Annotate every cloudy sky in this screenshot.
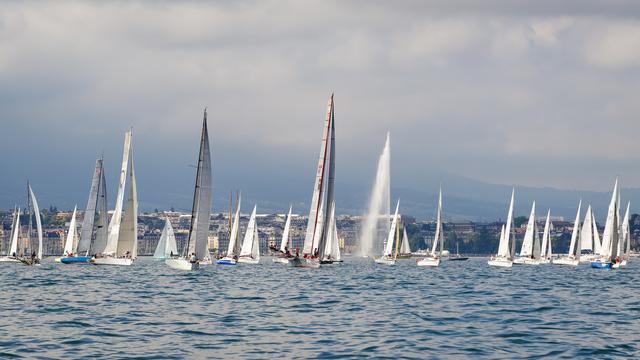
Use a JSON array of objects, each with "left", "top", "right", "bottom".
[{"left": 1, "top": 1, "right": 639, "bottom": 213}]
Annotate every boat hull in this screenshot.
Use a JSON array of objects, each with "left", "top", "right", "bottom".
[
  {"left": 488, "top": 258, "right": 513, "bottom": 268},
  {"left": 166, "top": 258, "right": 199, "bottom": 270},
  {"left": 216, "top": 257, "right": 237, "bottom": 265},
  {"left": 0, "top": 256, "right": 21, "bottom": 263},
  {"left": 374, "top": 257, "right": 396, "bottom": 265},
  {"left": 448, "top": 256, "right": 469, "bottom": 261},
  {"left": 579, "top": 254, "right": 598, "bottom": 263},
  {"left": 92, "top": 257, "right": 134, "bottom": 266},
  {"left": 272, "top": 257, "right": 290, "bottom": 264},
  {"left": 60, "top": 256, "right": 92, "bottom": 264},
  {"left": 200, "top": 258, "right": 213, "bottom": 265},
  {"left": 513, "top": 257, "right": 541, "bottom": 265},
  {"left": 237, "top": 257, "right": 259, "bottom": 264},
  {"left": 553, "top": 257, "right": 579, "bottom": 266},
  {"left": 289, "top": 257, "right": 320, "bottom": 268},
  {"left": 538, "top": 258, "right": 551, "bottom": 264},
  {"left": 590, "top": 261, "right": 613, "bottom": 270},
  {"left": 417, "top": 257, "right": 440, "bottom": 267}
]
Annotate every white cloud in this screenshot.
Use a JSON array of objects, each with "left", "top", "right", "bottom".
[{"left": 584, "top": 21, "right": 640, "bottom": 68}]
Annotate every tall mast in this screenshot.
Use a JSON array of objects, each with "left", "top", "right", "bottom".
[
  {"left": 26, "top": 181, "right": 32, "bottom": 255},
  {"left": 317, "top": 94, "right": 335, "bottom": 260},
  {"left": 303, "top": 95, "right": 334, "bottom": 255},
  {"left": 185, "top": 109, "right": 207, "bottom": 257}
]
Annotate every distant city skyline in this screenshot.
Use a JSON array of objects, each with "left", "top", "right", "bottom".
[{"left": 1, "top": 1, "right": 640, "bottom": 218}]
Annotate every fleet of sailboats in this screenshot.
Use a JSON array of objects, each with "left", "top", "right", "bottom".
[{"left": 1, "top": 96, "right": 636, "bottom": 273}]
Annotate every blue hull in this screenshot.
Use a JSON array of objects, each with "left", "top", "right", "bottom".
[
  {"left": 216, "top": 259, "right": 237, "bottom": 266},
  {"left": 590, "top": 261, "right": 612, "bottom": 269},
  {"left": 60, "top": 256, "right": 92, "bottom": 264}
]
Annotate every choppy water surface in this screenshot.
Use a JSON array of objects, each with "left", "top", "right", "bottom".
[{"left": 1, "top": 257, "right": 639, "bottom": 359}]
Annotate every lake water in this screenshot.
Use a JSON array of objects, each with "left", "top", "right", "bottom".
[{"left": 1, "top": 257, "right": 639, "bottom": 359}]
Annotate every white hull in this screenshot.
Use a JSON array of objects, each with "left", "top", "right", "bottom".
[
  {"left": 374, "top": 257, "right": 396, "bottom": 265},
  {"left": 272, "top": 257, "right": 290, "bottom": 264},
  {"left": 612, "top": 262, "right": 621, "bottom": 269},
  {"left": 290, "top": 257, "right": 321, "bottom": 268},
  {"left": 538, "top": 258, "right": 551, "bottom": 264},
  {"left": 552, "top": 257, "right": 579, "bottom": 266},
  {"left": 92, "top": 257, "right": 134, "bottom": 266},
  {"left": 513, "top": 257, "right": 541, "bottom": 265},
  {"left": 0, "top": 256, "right": 20, "bottom": 263},
  {"left": 488, "top": 258, "right": 513, "bottom": 268},
  {"left": 237, "top": 257, "right": 259, "bottom": 264},
  {"left": 200, "top": 258, "right": 212, "bottom": 265},
  {"left": 416, "top": 257, "right": 440, "bottom": 267},
  {"left": 621, "top": 259, "right": 628, "bottom": 266},
  {"left": 165, "top": 258, "right": 199, "bottom": 271},
  {"left": 579, "top": 254, "right": 599, "bottom": 263}
]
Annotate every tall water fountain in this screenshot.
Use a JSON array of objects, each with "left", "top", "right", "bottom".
[{"left": 358, "top": 132, "right": 391, "bottom": 256}]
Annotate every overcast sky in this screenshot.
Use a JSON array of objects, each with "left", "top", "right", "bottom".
[{"left": 1, "top": 1, "right": 640, "bottom": 211}]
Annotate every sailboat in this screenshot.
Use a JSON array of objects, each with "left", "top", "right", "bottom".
[
  {"left": 375, "top": 200, "right": 400, "bottom": 265},
  {"left": 62, "top": 157, "right": 109, "bottom": 264},
  {"left": 488, "top": 189, "right": 516, "bottom": 268},
  {"left": 396, "top": 226, "right": 412, "bottom": 259},
  {"left": 93, "top": 130, "right": 138, "bottom": 266},
  {"left": 592, "top": 179, "right": 620, "bottom": 269},
  {"left": 578, "top": 205, "right": 600, "bottom": 263},
  {"left": 513, "top": 202, "right": 541, "bottom": 265},
  {"left": 19, "top": 183, "right": 44, "bottom": 266},
  {"left": 273, "top": 206, "right": 295, "bottom": 264},
  {"left": 217, "top": 193, "right": 241, "bottom": 265},
  {"left": 418, "top": 188, "right": 444, "bottom": 267},
  {"left": 166, "top": 109, "right": 213, "bottom": 271},
  {"left": 153, "top": 218, "right": 178, "bottom": 260},
  {"left": 538, "top": 209, "right": 553, "bottom": 264},
  {"left": 238, "top": 205, "right": 260, "bottom": 264},
  {"left": 620, "top": 201, "right": 631, "bottom": 266},
  {"left": 292, "top": 94, "right": 335, "bottom": 269},
  {"left": 321, "top": 202, "right": 342, "bottom": 264},
  {"left": 55, "top": 206, "right": 78, "bottom": 262},
  {"left": 449, "top": 241, "right": 469, "bottom": 261},
  {"left": 553, "top": 201, "right": 582, "bottom": 266},
  {"left": 0, "top": 207, "right": 21, "bottom": 263}
]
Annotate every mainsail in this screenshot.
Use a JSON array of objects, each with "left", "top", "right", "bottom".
[
  {"left": 303, "top": 95, "right": 334, "bottom": 256},
  {"left": 28, "top": 184, "right": 43, "bottom": 260},
  {"left": 568, "top": 200, "right": 582, "bottom": 258},
  {"left": 104, "top": 131, "right": 132, "bottom": 255},
  {"left": 520, "top": 202, "right": 539, "bottom": 259},
  {"left": 226, "top": 194, "right": 242, "bottom": 257},
  {"left": 240, "top": 205, "right": 258, "bottom": 258},
  {"left": 540, "top": 209, "right": 552, "bottom": 259},
  {"left": 154, "top": 218, "right": 178, "bottom": 258},
  {"left": 279, "top": 206, "right": 293, "bottom": 253},
  {"left": 78, "top": 158, "right": 107, "bottom": 255},
  {"left": 185, "top": 110, "right": 213, "bottom": 261},
  {"left": 8, "top": 208, "right": 20, "bottom": 256},
  {"left": 431, "top": 189, "right": 444, "bottom": 256},
  {"left": 600, "top": 179, "right": 619, "bottom": 259},
  {"left": 497, "top": 189, "right": 515, "bottom": 259},
  {"left": 384, "top": 200, "right": 400, "bottom": 258},
  {"left": 400, "top": 227, "right": 411, "bottom": 254},
  {"left": 581, "top": 205, "right": 594, "bottom": 252},
  {"left": 63, "top": 206, "right": 78, "bottom": 255}
]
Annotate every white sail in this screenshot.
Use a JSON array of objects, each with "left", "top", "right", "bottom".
[
  {"left": 186, "top": 110, "right": 213, "bottom": 261},
  {"left": 592, "top": 211, "right": 602, "bottom": 255},
  {"left": 226, "top": 194, "right": 242, "bottom": 257},
  {"left": 28, "top": 185, "right": 43, "bottom": 260},
  {"left": 251, "top": 216, "right": 260, "bottom": 261},
  {"left": 311, "top": 200, "right": 325, "bottom": 256},
  {"left": 600, "top": 179, "right": 619, "bottom": 259},
  {"left": 621, "top": 201, "right": 630, "bottom": 259},
  {"left": 497, "top": 224, "right": 506, "bottom": 256},
  {"left": 116, "top": 144, "right": 138, "bottom": 259},
  {"left": 9, "top": 208, "right": 20, "bottom": 256},
  {"left": 400, "top": 227, "right": 411, "bottom": 254},
  {"left": 303, "top": 96, "right": 334, "bottom": 255},
  {"left": 384, "top": 200, "right": 400, "bottom": 257},
  {"left": 330, "top": 206, "right": 340, "bottom": 261},
  {"left": 63, "top": 206, "right": 78, "bottom": 255},
  {"left": 78, "top": 158, "right": 103, "bottom": 254},
  {"left": 240, "top": 206, "right": 258, "bottom": 257},
  {"left": 520, "top": 201, "right": 537, "bottom": 258},
  {"left": 431, "top": 189, "right": 443, "bottom": 256},
  {"left": 497, "top": 189, "right": 515, "bottom": 258},
  {"left": 568, "top": 200, "right": 582, "bottom": 257},
  {"left": 104, "top": 130, "right": 132, "bottom": 255},
  {"left": 154, "top": 218, "right": 177, "bottom": 258},
  {"left": 540, "top": 209, "right": 551, "bottom": 258},
  {"left": 279, "top": 206, "right": 293, "bottom": 253},
  {"left": 581, "top": 205, "right": 594, "bottom": 251}
]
